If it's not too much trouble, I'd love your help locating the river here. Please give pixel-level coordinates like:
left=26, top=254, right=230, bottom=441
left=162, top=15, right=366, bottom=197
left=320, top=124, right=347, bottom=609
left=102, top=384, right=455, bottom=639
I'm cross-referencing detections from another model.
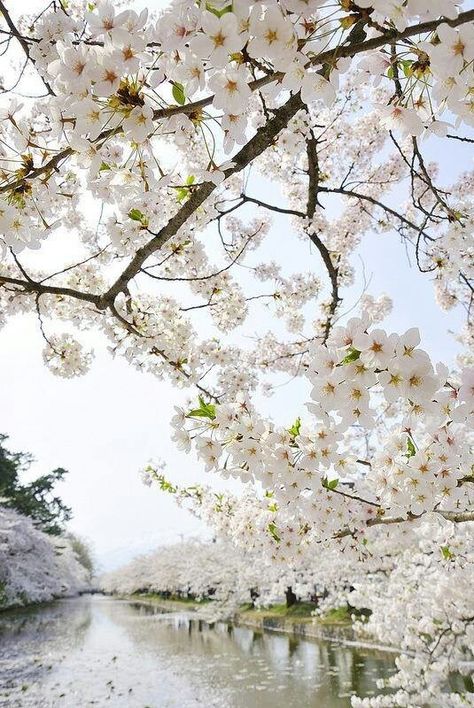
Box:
left=0, top=596, right=397, bottom=707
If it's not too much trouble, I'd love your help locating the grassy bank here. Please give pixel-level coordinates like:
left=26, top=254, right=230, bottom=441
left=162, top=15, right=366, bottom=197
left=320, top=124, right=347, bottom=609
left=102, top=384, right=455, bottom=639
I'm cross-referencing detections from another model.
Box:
left=126, top=593, right=352, bottom=628
left=237, top=602, right=351, bottom=626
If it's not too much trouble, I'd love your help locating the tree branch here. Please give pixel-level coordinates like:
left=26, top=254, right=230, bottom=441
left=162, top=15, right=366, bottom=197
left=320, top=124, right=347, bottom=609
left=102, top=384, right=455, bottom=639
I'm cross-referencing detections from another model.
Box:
left=306, top=135, right=340, bottom=341
left=0, top=1, right=55, bottom=95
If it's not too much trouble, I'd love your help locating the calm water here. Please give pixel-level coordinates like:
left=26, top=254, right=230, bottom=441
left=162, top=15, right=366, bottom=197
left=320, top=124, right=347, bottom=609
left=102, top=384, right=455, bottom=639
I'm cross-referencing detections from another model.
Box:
left=0, top=596, right=397, bottom=707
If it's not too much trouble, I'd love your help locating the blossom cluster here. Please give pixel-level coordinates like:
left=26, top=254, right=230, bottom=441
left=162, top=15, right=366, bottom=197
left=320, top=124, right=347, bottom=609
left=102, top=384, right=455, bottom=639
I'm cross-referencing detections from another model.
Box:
left=28, top=0, right=474, bottom=140
left=171, top=318, right=474, bottom=548
left=0, top=0, right=472, bottom=255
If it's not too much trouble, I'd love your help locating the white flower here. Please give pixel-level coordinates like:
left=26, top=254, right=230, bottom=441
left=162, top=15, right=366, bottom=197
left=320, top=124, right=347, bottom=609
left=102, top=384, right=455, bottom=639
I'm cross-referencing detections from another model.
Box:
left=377, top=104, right=425, bottom=137
left=401, top=360, right=438, bottom=403
left=247, top=6, right=296, bottom=67
left=86, top=1, right=130, bottom=39
left=73, top=98, right=106, bottom=140
left=301, top=72, right=336, bottom=107
left=222, top=113, right=248, bottom=152
left=49, top=43, right=96, bottom=95
left=281, top=0, right=326, bottom=17
left=429, top=23, right=474, bottom=78
left=190, top=11, right=245, bottom=69
left=407, top=0, right=459, bottom=20
left=92, top=57, right=122, bottom=96
left=123, top=105, right=154, bottom=143
left=114, top=36, right=148, bottom=75
left=174, top=50, right=206, bottom=96
left=353, top=328, right=396, bottom=369
left=209, top=66, right=251, bottom=115
left=0, top=98, right=23, bottom=121
left=458, top=368, right=474, bottom=406
left=43, top=334, right=93, bottom=378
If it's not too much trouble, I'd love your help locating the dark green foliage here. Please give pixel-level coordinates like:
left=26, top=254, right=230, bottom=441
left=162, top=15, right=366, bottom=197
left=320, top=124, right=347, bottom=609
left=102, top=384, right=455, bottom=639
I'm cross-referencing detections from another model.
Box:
left=0, top=434, right=72, bottom=535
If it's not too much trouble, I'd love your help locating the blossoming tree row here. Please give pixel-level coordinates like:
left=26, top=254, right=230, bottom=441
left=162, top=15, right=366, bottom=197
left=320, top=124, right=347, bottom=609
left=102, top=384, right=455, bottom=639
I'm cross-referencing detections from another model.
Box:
left=101, top=519, right=474, bottom=707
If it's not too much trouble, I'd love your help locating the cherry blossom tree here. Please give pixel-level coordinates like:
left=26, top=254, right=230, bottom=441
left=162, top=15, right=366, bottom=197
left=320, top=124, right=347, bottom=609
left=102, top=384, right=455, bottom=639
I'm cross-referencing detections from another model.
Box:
left=0, top=0, right=473, bottom=703
left=101, top=539, right=267, bottom=606
left=0, top=507, right=91, bottom=609
left=101, top=537, right=334, bottom=610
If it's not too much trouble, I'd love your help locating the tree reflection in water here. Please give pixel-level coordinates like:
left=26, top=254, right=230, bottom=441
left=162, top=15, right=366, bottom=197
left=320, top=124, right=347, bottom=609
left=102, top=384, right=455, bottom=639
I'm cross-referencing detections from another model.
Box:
left=0, top=596, right=397, bottom=707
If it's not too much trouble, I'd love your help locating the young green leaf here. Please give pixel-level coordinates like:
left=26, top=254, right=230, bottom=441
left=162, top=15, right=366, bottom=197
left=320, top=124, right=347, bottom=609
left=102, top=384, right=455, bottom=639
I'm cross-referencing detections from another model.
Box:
left=206, top=3, right=232, bottom=17
left=128, top=208, right=148, bottom=226
left=341, top=347, right=361, bottom=365
left=441, top=545, right=454, bottom=561
left=187, top=396, right=216, bottom=420
left=406, top=437, right=416, bottom=458
left=288, top=417, right=301, bottom=438
left=268, top=522, right=281, bottom=543
left=172, top=82, right=186, bottom=105
left=322, top=477, right=339, bottom=490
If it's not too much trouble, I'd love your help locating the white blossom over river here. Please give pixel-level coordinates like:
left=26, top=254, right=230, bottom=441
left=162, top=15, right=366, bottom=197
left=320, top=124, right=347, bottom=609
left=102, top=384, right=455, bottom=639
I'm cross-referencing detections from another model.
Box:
left=0, top=596, right=398, bottom=707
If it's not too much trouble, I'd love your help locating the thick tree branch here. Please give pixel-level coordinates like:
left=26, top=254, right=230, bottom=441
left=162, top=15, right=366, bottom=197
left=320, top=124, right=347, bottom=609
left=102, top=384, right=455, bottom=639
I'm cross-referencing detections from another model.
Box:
left=306, top=136, right=340, bottom=341
left=99, top=92, right=306, bottom=306
left=336, top=509, right=474, bottom=539
left=0, top=274, right=100, bottom=304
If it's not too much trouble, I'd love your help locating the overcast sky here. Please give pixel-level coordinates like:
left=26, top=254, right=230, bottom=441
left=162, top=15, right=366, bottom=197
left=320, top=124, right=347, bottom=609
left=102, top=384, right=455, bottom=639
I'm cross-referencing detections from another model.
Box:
left=0, top=0, right=469, bottom=571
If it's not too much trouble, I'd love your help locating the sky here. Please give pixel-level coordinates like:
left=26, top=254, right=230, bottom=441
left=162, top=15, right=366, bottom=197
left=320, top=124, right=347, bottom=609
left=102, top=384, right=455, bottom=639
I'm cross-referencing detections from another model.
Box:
left=0, top=0, right=470, bottom=571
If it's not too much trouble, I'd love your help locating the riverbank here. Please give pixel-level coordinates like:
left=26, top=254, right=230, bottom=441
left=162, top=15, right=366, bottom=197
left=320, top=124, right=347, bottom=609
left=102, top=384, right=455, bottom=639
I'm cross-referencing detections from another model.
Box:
left=122, top=594, right=399, bottom=654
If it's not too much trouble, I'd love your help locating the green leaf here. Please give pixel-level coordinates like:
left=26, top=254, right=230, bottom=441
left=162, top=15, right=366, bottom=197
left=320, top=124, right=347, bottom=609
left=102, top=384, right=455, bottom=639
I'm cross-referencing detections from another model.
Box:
left=174, top=176, right=195, bottom=203
left=206, top=3, right=232, bottom=17
left=153, top=473, right=177, bottom=494
left=401, top=59, right=413, bottom=77
left=99, top=161, right=111, bottom=172
left=268, top=522, right=281, bottom=543
left=187, top=396, right=216, bottom=420
left=175, top=188, right=188, bottom=203
left=341, top=347, right=361, bottom=365
left=441, top=545, right=454, bottom=561
left=387, top=66, right=395, bottom=79
left=128, top=208, right=148, bottom=226
left=172, top=82, right=186, bottom=105
left=159, top=479, right=176, bottom=493
left=187, top=408, right=212, bottom=418
left=288, top=417, right=301, bottom=438
left=406, top=437, right=416, bottom=458
left=322, top=477, right=339, bottom=491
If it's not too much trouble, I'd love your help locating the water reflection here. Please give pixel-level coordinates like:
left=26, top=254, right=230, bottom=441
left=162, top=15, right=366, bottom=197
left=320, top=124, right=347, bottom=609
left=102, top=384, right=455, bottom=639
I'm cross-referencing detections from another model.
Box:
left=0, top=596, right=397, bottom=707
